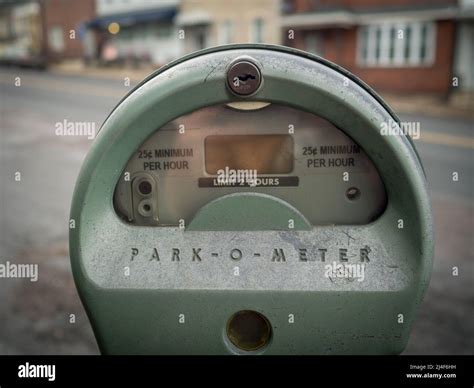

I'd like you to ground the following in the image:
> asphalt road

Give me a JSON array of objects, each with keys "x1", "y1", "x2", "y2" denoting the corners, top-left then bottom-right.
[{"x1": 0, "y1": 68, "x2": 472, "y2": 355}]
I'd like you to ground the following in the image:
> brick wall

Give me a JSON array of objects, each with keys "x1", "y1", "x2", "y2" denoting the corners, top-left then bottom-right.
[
  {"x1": 42, "y1": 0, "x2": 95, "y2": 60},
  {"x1": 288, "y1": 0, "x2": 458, "y2": 13},
  {"x1": 285, "y1": 19, "x2": 455, "y2": 94},
  {"x1": 352, "y1": 21, "x2": 455, "y2": 94}
]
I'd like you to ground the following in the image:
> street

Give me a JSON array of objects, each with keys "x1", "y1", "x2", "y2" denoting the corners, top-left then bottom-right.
[{"x1": 0, "y1": 68, "x2": 472, "y2": 354}]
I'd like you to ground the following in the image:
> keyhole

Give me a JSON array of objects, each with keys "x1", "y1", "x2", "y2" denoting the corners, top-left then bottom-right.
[
  {"x1": 238, "y1": 73, "x2": 256, "y2": 83},
  {"x1": 227, "y1": 59, "x2": 262, "y2": 95}
]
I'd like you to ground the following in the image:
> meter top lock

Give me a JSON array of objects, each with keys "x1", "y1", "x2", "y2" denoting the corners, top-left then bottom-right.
[{"x1": 70, "y1": 44, "x2": 433, "y2": 355}]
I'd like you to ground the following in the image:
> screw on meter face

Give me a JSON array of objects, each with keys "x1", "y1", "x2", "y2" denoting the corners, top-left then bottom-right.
[
  {"x1": 70, "y1": 44, "x2": 433, "y2": 355},
  {"x1": 227, "y1": 59, "x2": 262, "y2": 96}
]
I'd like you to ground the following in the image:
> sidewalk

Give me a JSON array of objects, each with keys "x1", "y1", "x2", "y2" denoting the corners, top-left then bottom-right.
[
  {"x1": 50, "y1": 61, "x2": 473, "y2": 120},
  {"x1": 383, "y1": 93, "x2": 473, "y2": 120},
  {"x1": 50, "y1": 60, "x2": 157, "y2": 84}
]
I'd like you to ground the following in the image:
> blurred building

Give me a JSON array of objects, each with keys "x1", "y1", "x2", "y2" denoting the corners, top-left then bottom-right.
[
  {"x1": 42, "y1": 0, "x2": 96, "y2": 62},
  {"x1": 177, "y1": 0, "x2": 281, "y2": 54},
  {"x1": 281, "y1": 0, "x2": 470, "y2": 95},
  {"x1": 87, "y1": 0, "x2": 179, "y2": 66},
  {"x1": 453, "y1": 0, "x2": 474, "y2": 98},
  {"x1": 1, "y1": 0, "x2": 471, "y2": 98},
  {"x1": 0, "y1": 0, "x2": 95, "y2": 67},
  {"x1": 0, "y1": 1, "x2": 43, "y2": 66}
]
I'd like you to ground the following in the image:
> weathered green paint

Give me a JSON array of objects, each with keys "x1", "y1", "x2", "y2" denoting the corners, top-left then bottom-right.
[{"x1": 70, "y1": 44, "x2": 433, "y2": 354}]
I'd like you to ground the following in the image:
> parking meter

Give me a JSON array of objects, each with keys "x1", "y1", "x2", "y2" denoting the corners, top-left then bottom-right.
[{"x1": 70, "y1": 44, "x2": 433, "y2": 354}]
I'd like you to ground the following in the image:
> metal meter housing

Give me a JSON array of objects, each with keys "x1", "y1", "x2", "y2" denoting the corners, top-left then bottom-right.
[{"x1": 70, "y1": 44, "x2": 433, "y2": 355}]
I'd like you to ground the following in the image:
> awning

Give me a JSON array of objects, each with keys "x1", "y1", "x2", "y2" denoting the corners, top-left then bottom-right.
[
  {"x1": 281, "y1": 6, "x2": 459, "y2": 29},
  {"x1": 176, "y1": 10, "x2": 211, "y2": 26},
  {"x1": 281, "y1": 11, "x2": 354, "y2": 29},
  {"x1": 87, "y1": 7, "x2": 177, "y2": 29}
]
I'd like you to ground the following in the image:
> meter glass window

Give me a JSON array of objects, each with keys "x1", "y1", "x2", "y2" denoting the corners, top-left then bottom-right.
[
  {"x1": 205, "y1": 135, "x2": 294, "y2": 174},
  {"x1": 114, "y1": 103, "x2": 387, "y2": 227}
]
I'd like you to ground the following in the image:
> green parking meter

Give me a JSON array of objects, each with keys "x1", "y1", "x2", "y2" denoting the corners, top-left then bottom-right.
[{"x1": 70, "y1": 44, "x2": 433, "y2": 355}]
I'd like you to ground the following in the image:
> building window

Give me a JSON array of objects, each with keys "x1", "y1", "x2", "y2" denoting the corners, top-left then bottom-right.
[
  {"x1": 191, "y1": 26, "x2": 207, "y2": 51},
  {"x1": 304, "y1": 32, "x2": 323, "y2": 56},
  {"x1": 0, "y1": 15, "x2": 9, "y2": 39},
  {"x1": 220, "y1": 20, "x2": 233, "y2": 44},
  {"x1": 251, "y1": 18, "x2": 264, "y2": 43},
  {"x1": 48, "y1": 25, "x2": 64, "y2": 53},
  {"x1": 358, "y1": 21, "x2": 436, "y2": 67},
  {"x1": 156, "y1": 25, "x2": 172, "y2": 39}
]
